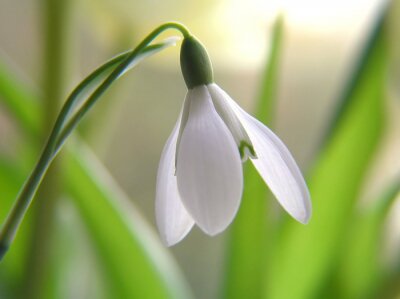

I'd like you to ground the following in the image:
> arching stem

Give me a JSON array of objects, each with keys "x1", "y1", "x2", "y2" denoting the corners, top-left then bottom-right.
[{"x1": 0, "y1": 22, "x2": 191, "y2": 261}]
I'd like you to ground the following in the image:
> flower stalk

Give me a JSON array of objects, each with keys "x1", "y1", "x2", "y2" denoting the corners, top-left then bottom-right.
[{"x1": 0, "y1": 22, "x2": 191, "y2": 261}]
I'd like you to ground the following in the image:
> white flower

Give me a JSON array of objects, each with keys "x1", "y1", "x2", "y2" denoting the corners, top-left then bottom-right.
[
  {"x1": 155, "y1": 34, "x2": 311, "y2": 246},
  {"x1": 155, "y1": 83, "x2": 311, "y2": 246}
]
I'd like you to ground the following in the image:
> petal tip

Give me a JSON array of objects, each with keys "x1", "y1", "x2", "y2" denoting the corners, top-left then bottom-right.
[
  {"x1": 199, "y1": 223, "x2": 227, "y2": 237},
  {"x1": 157, "y1": 227, "x2": 191, "y2": 247},
  {"x1": 164, "y1": 238, "x2": 180, "y2": 247},
  {"x1": 298, "y1": 214, "x2": 311, "y2": 225},
  {"x1": 293, "y1": 204, "x2": 312, "y2": 224}
]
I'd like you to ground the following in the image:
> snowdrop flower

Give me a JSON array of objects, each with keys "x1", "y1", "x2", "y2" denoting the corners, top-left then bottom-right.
[{"x1": 156, "y1": 35, "x2": 311, "y2": 246}]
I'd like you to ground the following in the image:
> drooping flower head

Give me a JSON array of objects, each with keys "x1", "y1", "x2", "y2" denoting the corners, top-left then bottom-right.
[{"x1": 156, "y1": 34, "x2": 311, "y2": 246}]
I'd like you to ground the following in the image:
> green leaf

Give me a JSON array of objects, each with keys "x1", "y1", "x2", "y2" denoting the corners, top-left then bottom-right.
[
  {"x1": 0, "y1": 158, "x2": 33, "y2": 298},
  {"x1": 222, "y1": 16, "x2": 283, "y2": 299},
  {"x1": 0, "y1": 61, "x2": 41, "y2": 134},
  {"x1": 266, "y1": 9, "x2": 388, "y2": 299},
  {"x1": 0, "y1": 144, "x2": 193, "y2": 299},
  {"x1": 65, "y1": 143, "x2": 193, "y2": 299},
  {"x1": 321, "y1": 5, "x2": 388, "y2": 146},
  {"x1": 255, "y1": 15, "x2": 284, "y2": 125},
  {"x1": 0, "y1": 42, "x2": 192, "y2": 298},
  {"x1": 338, "y1": 179, "x2": 400, "y2": 299},
  {"x1": 45, "y1": 39, "x2": 178, "y2": 155}
]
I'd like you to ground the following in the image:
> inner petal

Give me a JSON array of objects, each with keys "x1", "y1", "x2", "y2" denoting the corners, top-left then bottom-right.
[{"x1": 207, "y1": 84, "x2": 256, "y2": 161}]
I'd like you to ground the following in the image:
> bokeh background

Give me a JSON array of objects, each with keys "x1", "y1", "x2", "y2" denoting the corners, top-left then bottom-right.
[{"x1": 0, "y1": 0, "x2": 399, "y2": 298}]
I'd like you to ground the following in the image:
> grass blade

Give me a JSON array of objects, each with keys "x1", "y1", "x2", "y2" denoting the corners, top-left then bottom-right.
[
  {"x1": 338, "y1": 179, "x2": 400, "y2": 299},
  {"x1": 266, "y1": 8, "x2": 388, "y2": 299},
  {"x1": 0, "y1": 48, "x2": 192, "y2": 298},
  {"x1": 0, "y1": 158, "x2": 33, "y2": 298},
  {"x1": 222, "y1": 16, "x2": 283, "y2": 299},
  {"x1": 0, "y1": 62, "x2": 41, "y2": 133},
  {"x1": 66, "y1": 143, "x2": 193, "y2": 299}
]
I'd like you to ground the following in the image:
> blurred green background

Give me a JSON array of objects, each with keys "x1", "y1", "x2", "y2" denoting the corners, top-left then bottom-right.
[{"x1": 0, "y1": 0, "x2": 399, "y2": 298}]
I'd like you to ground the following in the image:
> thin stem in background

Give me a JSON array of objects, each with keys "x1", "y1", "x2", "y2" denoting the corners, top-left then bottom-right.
[{"x1": 22, "y1": 0, "x2": 70, "y2": 297}]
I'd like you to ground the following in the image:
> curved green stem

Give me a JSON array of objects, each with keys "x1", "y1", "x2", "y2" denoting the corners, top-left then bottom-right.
[
  {"x1": 0, "y1": 22, "x2": 190, "y2": 261},
  {"x1": 0, "y1": 145, "x2": 53, "y2": 258},
  {"x1": 51, "y1": 22, "x2": 190, "y2": 156},
  {"x1": 53, "y1": 43, "x2": 169, "y2": 153}
]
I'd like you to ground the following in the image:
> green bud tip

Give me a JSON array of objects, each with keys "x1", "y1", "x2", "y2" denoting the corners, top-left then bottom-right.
[{"x1": 180, "y1": 35, "x2": 214, "y2": 89}]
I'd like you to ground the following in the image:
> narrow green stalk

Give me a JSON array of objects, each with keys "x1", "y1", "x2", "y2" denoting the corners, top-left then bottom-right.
[
  {"x1": 0, "y1": 50, "x2": 142, "y2": 256},
  {"x1": 54, "y1": 23, "x2": 190, "y2": 150},
  {"x1": 21, "y1": 0, "x2": 68, "y2": 296},
  {"x1": 53, "y1": 43, "x2": 168, "y2": 152},
  {"x1": 0, "y1": 22, "x2": 190, "y2": 261},
  {"x1": 0, "y1": 145, "x2": 53, "y2": 257},
  {"x1": 222, "y1": 16, "x2": 283, "y2": 299}
]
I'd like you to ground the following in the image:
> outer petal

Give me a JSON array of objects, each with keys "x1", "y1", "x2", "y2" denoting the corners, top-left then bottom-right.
[
  {"x1": 176, "y1": 86, "x2": 243, "y2": 235},
  {"x1": 156, "y1": 110, "x2": 194, "y2": 246},
  {"x1": 208, "y1": 83, "x2": 311, "y2": 224}
]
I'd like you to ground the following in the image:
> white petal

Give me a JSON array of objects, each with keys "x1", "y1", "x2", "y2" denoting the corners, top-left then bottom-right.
[
  {"x1": 176, "y1": 86, "x2": 243, "y2": 235},
  {"x1": 175, "y1": 91, "x2": 192, "y2": 169},
  {"x1": 208, "y1": 83, "x2": 311, "y2": 224},
  {"x1": 156, "y1": 112, "x2": 194, "y2": 246},
  {"x1": 207, "y1": 85, "x2": 255, "y2": 161}
]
